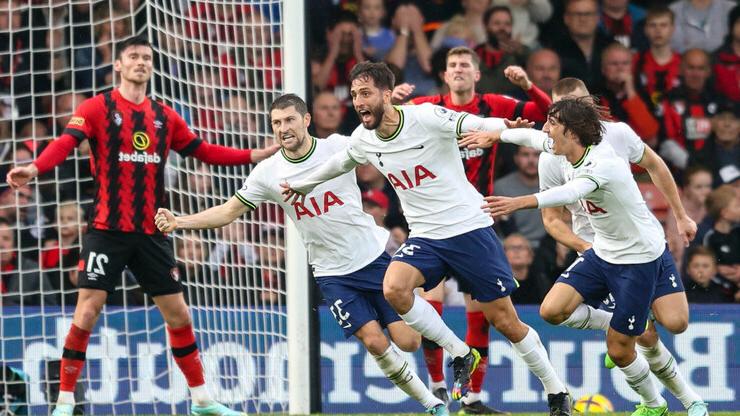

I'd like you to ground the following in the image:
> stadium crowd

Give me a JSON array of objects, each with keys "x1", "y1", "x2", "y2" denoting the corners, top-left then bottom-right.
[{"x1": 0, "y1": 0, "x2": 737, "y2": 309}]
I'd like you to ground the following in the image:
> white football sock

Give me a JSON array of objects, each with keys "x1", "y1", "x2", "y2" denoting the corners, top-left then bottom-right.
[
  {"x1": 637, "y1": 340, "x2": 702, "y2": 409},
  {"x1": 511, "y1": 327, "x2": 567, "y2": 395},
  {"x1": 375, "y1": 346, "x2": 442, "y2": 409},
  {"x1": 57, "y1": 391, "x2": 75, "y2": 405},
  {"x1": 190, "y1": 384, "x2": 212, "y2": 406},
  {"x1": 561, "y1": 304, "x2": 612, "y2": 331},
  {"x1": 619, "y1": 354, "x2": 666, "y2": 407},
  {"x1": 400, "y1": 295, "x2": 470, "y2": 358}
]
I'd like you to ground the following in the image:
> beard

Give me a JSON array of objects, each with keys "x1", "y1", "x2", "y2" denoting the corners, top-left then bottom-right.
[{"x1": 358, "y1": 102, "x2": 385, "y2": 130}]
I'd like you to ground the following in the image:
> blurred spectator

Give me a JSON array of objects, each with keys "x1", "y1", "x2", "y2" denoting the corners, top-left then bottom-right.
[
  {"x1": 430, "y1": 0, "x2": 489, "y2": 51},
  {"x1": 0, "y1": 184, "x2": 46, "y2": 251},
  {"x1": 176, "y1": 231, "x2": 217, "y2": 306},
  {"x1": 504, "y1": 233, "x2": 552, "y2": 304},
  {"x1": 356, "y1": 163, "x2": 402, "y2": 223},
  {"x1": 598, "y1": 43, "x2": 660, "y2": 146},
  {"x1": 712, "y1": 6, "x2": 740, "y2": 102},
  {"x1": 474, "y1": 6, "x2": 529, "y2": 96},
  {"x1": 361, "y1": 189, "x2": 399, "y2": 255},
  {"x1": 385, "y1": 3, "x2": 434, "y2": 96},
  {"x1": 357, "y1": 0, "x2": 395, "y2": 61},
  {"x1": 665, "y1": 166, "x2": 712, "y2": 268},
  {"x1": 689, "y1": 102, "x2": 739, "y2": 187},
  {"x1": 491, "y1": 0, "x2": 553, "y2": 49},
  {"x1": 209, "y1": 221, "x2": 258, "y2": 285},
  {"x1": 493, "y1": 146, "x2": 545, "y2": 248},
  {"x1": 433, "y1": 15, "x2": 477, "y2": 50},
  {"x1": 670, "y1": 0, "x2": 736, "y2": 54},
  {"x1": 313, "y1": 13, "x2": 365, "y2": 102},
  {"x1": 310, "y1": 91, "x2": 348, "y2": 138},
  {"x1": 0, "y1": 1, "x2": 33, "y2": 117},
  {"x1": 657, "y1": 48, "x2": 720, "y2": 172},
  {"x1": 702, "y1": 185, "x2": 740, "y2": 287},
  {"x1": 41, "y1": 202, "x2": 83, "y2": 306},
  {"x1": 684, "y1": 246, "x2": 734, "y2": 303},
  {"x1": 524, "y1": 48, "x2": 561, "y2": 96},
  {"x1": 599, "y1": 0, "x2": 646, "y2": 50},
  {"x1": 257, "y1": 227, "x2": 286, "y2": 306},
  {"x1": 0, "y1": 218, "x2": 56, "y2": 306},
  {"x1": 633, "y1": 6, "x2": 682, "y2": 108},
  {"x1": 545, "y1": 0, "x2": 615, "y2": 90}
]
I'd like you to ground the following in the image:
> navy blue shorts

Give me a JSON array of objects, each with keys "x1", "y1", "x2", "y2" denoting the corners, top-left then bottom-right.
[
  {"x1": 577, "y1": 247, "x2": 685, "y2": 314},
  {"x1": 317, "y1": 252, "x2": 401, "y2": 338},
  {"x1": 556, "y1": 248, "x2": 671, "y2": 336},
  {"x1": 391, "y1": 227, "x2": 517, "y2": 303}
]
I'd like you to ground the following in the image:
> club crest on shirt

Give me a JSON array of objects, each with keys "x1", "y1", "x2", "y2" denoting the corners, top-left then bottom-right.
[
  {"x1": 434, "y1": 107, "x2": 448, "y2": 118},
  {"x1": 132, "y1": 131, "x2": 151, "y2": 151},
  {"x1": 113, "y1": 112, "x2": 123, "y2": 126}
]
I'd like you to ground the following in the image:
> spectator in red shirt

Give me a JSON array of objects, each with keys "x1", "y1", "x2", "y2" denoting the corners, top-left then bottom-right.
[
  {"x1": 634, "y1": 6, "x2": 682, "y2": 107},
  {"x1": 713, "y1": 6, "x2": 740, "y2": 102},
  {"x1": 474, "y1": 6, "x2": 530, "y2": 96},
  {"x1": 657, "y1": 48, "x2": 721, "y2": 171},
  {"x1": 598, "y1": 43, "x2": 660, "y2": 146},
  {"x1": 313, "y1": 13, "x2": 365, "y2": 102}
]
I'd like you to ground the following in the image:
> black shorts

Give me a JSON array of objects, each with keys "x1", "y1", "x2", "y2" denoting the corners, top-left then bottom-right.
[{"x1": 78, "y1": 229, "x2": 182, "y2": 297}]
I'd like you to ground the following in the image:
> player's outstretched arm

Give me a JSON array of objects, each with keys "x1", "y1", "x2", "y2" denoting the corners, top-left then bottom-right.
[
  {"x1": 281, "y1": 150, "x2": 360, "y2": 203},
  {"x1": 485, "y1": 177, "x2": 598, "y2": 217},
  {"x1": 7, "y1": 134, "x2": 80, "y2": 188},
  {"x1": 191, "y1": 141, "x2": 280, "y2": 165},
  {"x1": 541, "y1": 206, "x2": 592, "y2": 254},
  {"x1": 458, "y1": 118, "x2": 535, "y2": 149},
  {"x1": 637, "y1": 146, "x2": 696, "y2": 246},
  {"x1": 391, "y1": 83, "x2": 416, "y2": 104},
  {"x1": 155, "y1": 197, "x2": 250, "y2": 232}
]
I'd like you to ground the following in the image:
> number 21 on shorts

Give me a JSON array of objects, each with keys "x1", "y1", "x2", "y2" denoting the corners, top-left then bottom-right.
[{"x1": 84, "y1": 251, "x2": 110, "y2": 276}]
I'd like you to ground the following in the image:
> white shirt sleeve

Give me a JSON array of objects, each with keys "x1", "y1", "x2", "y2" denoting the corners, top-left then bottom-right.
[
  {"x1": 501, "y1": 128, "x2": 554, "y2": 153},
  {"x1": 290, "y1": 150, "x2": 359, "y2": 195},
  {"x1": 538, "y1": 152, "x2": 564, "y2": 191},
  {"x1": 608, "y1": 122, "x2": 646, "y2": 164},
  {"x1": 345, "y1": 131, "x2": 368, "y2": 164},
  {"x1": 235, "y1": 167, "x2": 269, "y2": 209},
  {"x1": 535, "y1": 177, "x2": 598, "y2": 208},
  {"x1": 417, "y1": 103, "x2": 506, "y2": 138}
]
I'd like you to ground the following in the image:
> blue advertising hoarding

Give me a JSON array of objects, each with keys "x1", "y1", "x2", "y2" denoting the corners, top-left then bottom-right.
[{"x1": 1, "y1": 305, "x2": 737, "y2": 413}]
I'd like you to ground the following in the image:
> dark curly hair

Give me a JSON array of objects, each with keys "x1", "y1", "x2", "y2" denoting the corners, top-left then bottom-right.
[
  {"x1": 349, "y1": 61, "x2": 395, "y2": 91},
  {"x1": 547, "y1": 97, "x2": 607, "y2": 147}
]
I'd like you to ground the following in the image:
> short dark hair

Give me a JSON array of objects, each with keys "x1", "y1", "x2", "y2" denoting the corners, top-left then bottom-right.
[
  {"x1": 683, "y1": 165, "x2": 712, "y2": 186},
  {"x1": 447, "y1": 46, "x2": 480, "y2": 69},
  {"x1": 645, "y1": 5, "x2": 674, "y2": 24},
  {"x1": 686, "y1": 246, "x2": 716, "y2": 265},
  {"x1": 270, "y1": 93, "x2": 308, "y2": 116},
  {"x1": 547, "y1": 97, "x2": 606, "y2": 147},
  {"x1": 552, "y1": 77, "x2": 589, "y2": 97},
  {"x1": 484, "y1": 6, "x2": 512, "y2": 26},
  {"x1": 349, "y1": 61, "x2": 395, "y2": 91},
  {"x1": 115, "y1": 35, "x2": 152, "y2": 59}
]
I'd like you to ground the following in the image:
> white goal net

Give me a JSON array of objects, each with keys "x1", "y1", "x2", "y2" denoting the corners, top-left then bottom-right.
[{"x1": 0, "y1": 0, "x2": 305, "y2": 414}]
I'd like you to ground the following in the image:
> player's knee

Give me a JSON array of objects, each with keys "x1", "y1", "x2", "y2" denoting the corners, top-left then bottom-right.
[
  {"x1": 395, "y1": 333, "x2": 421, "y2": 352},
  {"x1": 383, "y1": 279, "x2": 410, "y2": 307},
  {"x1": 77, "y1": 301, "x2": 104, "y2": 327},
  {"x1": 637, "y1": 326, "x2": 658, "y2": 348},
  {"x1": 663, "y1": 316, "x2": 688, "y2": 334},
  {"x1": 539, "y1": 302, "x2": 567, "y2": 325},
  {"x1": 358, "y1": 331, "x2": 390, "y2": 356}
]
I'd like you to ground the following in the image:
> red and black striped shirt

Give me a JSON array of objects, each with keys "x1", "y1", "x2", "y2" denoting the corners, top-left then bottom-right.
[
  {"x1": 62, "y1": 89, "x2": 201, "y2": 234},
  {"x1": 410, "y1": 88, "x2": 551, "y2": 195}
]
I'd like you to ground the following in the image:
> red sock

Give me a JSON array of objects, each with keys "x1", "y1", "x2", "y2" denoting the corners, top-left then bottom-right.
[
  {"x1": 465, "y1": 311, "x2": 490, "y2": 393},
  {"x1": 167, "y1": 324, "x2": 205, "y2": 387},
  {"x1": 423, "y1": 300, "x2": 445, "y2": 383},
  {"x1": 60, "y1": 324, "x2": 91, "y2": 392}
]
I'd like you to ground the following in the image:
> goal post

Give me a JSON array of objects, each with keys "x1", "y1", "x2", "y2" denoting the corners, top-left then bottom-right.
[{"x1": 0, "y1": 0, "x2": 314, "y2": 414}]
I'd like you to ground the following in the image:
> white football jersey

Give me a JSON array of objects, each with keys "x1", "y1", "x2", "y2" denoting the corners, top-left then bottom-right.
[
  {"x1": 236, "y1": 134, "x2": 389, "y2": 276},
  {"x1": 346, "y1": 103, "x2": 502, "y2": 239},
  {"x1": 538, "y1": 121, "x2": 647, "y2": 244},
  {"x1": 554, "y1": 141, "x2": 664, "y2": 263}
]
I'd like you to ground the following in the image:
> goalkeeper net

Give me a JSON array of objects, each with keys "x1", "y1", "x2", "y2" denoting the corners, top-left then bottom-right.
[{"x1": 0, "y1": 1, "x2": 303, "y2": 414}]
